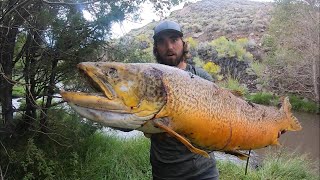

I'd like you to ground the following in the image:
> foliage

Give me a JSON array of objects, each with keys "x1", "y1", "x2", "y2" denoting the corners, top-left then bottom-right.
[
  {"x1": 0, "y1": 0, "x2": 185, "y2": 140},
  {"x1": 209, "y1": 36, "x2": 254, "y2": 61},
  {"x1": 203, "y1": 62, "x2": 223, "y2": 81},
  {"x1": 217, "y1": 77, "x2": 248, "y2": 95},
  {"x1": 289, "y1": 95, "x2": 319, "y2": 113},
  {"x1": 104, "y1": 35, "x2": 155, "y2": 63},
  {"x1": 250, "y1": 61, "x2": 266, "y2": 79},
  {"x1": 12, "y1": 85, "x2": 25, "y2": 98},
  {"x1": 73, "y1": 134, "x2": 151, "y2": 179},
  {"x1": 0, "y1": 107, "x2": 151, "y2": 179},
  {"x1": 246, "y1": 92, "x2": 279, "y2": 106},
  {"x1": 218, "y1": 151, "x2": 319, "y2": 180},
  {"x1": 246, "y1": 93, "x2": 319, "y2": 113},
  {"x1": 265, "y1": 0, "x2": 320, "y2": 102},
  {"x1": 193, "y1": 56, "x2": 205, "y2": 68},
  {"x1": 185, "y1": 37, "x2": 198, "y2": 50},
  {"x1": 10, "y1": 139, "x2": 56, "y2": 180}
]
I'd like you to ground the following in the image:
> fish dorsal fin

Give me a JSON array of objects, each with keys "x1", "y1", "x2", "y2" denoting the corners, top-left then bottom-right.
[
  {"x1": 281, "y1": 97, "x2": 302, "y2": 131},
  {"x1": 225, "y1": 150, "x2": 250, "y2": 160},
  {"x1": 153, "y1": 120, "x2": 210, "y2": 158}
]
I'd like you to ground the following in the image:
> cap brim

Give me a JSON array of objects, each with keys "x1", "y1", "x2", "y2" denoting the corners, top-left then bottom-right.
[{"x1": 153, "y1": 29, "x2": 183, "y2": 40}]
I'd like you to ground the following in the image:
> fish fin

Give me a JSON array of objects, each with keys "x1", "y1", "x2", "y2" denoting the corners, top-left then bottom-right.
[
  {"x1": 282, "y1": 97, "x2": 302, "y2": 131},
  {"x1": 272, "y1": 138, "x2": 281, "y2": 146},
  {"x1": 153, "y1": 121, "x2": 210, "y2": 158},
  {"x1": 225, "y1": 150, "x2": 249, "y2": 160}
]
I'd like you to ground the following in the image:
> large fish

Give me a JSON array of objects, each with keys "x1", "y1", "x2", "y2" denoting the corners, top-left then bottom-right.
[{"x1": 60, "y1": 62, "x2": 302, "y2": 159}]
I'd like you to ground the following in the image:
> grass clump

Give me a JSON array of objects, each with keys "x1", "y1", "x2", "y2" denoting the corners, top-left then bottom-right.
[
  {"x1": 245, "y1": 93, "x2": 319, "y2": 113},
  {"x1": 289, "y1": 95, "x2": 319, "y2": 113},
  {"x1": 75, "y1": 133, "x2": 151, "y2": 180},
  {"x1": 218, "y1": 77, "x2": 248, "y2": 95},
  {"x1": 218, "y1": 151, "x2": 319, "y2": 180},
  {"x1": 246, "y1": 92, "x2": 279, "y2": 106}
]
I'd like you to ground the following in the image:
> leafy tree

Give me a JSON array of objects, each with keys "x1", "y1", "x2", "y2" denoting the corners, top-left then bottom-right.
[
  {"x1": 0, "y1": 0, "x2": 184, "y2": 178},
  {"x1": 0, "y1": 0, "x2": 183, "y2": 134},
  {"x1": 265, "y1": 0, "x2": 319, "y2": 101}
]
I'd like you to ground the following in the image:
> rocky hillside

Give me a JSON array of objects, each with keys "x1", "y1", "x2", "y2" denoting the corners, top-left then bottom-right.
[{"x1": 128, "y1": 0, "x2": 273, "y2": 45}]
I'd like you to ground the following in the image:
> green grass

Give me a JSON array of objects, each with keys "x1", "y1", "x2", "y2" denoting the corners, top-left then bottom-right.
[
  {"x1": 218, "y1": 77, "x2": 249, "y2": 95},
  {"x1": 246, "y1": 92, "x2": 279, "y2": 106},
  {"x1": 289, "y1": 95, "x2": 319, "y2": 113},
  {"x1": 245, "y1": 92, "x2": 319, "y2": 113},
  {"x1": 71, "y1": 133, "x2": 152, "y2": 180},
  {"x1": 218, "y1": 151, "x2": 319, "y2": 180},
  {"x1": 60, "y1": 134, "x2": 319, "y2": 180}
]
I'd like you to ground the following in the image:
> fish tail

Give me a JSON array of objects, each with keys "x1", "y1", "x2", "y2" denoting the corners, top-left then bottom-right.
[{"x1": 281, "y1": 97, "x2": 302, "y2": 131}]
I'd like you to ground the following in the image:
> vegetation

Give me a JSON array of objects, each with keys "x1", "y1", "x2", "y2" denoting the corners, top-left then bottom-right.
[
  {"x1": 264, "y1": 0, "x2": 320, "y2": 102},
  {"x1": 0, "y1": 0, "x2": 183, "y2": 179},
  {"x1": 218, "y1": 151, "x2": 319, "y2": 180},
  {"x1": 217, "y1": 77, "x2": 249, "y2": 96},
  {"x1": 209, "y1": 36, "x2": 254, "y2": 61},
  {"x1": 246, "y1": 92, "x2": 319, "y2": 113}
]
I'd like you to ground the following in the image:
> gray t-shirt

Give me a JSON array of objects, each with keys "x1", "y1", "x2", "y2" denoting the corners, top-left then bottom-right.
[{"x1": 150, "y1": 64, "x2": 219, "y2": 180}]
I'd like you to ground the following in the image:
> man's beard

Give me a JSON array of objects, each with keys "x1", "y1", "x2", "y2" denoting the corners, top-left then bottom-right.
[{"x1": 156, "y1": 53, "x2": 184, "y2": 66}]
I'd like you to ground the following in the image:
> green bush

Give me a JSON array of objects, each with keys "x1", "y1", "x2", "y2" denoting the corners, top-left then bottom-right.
[
  {"x1": 209, "y1": 36, "x2": 254, "y2": 61},
  {"x1": 246, "y1": 92, "x2": 278, "y2": 106},
  {"x1": 289, "y1": 95, "x2": 319, "y2": 113},
  {"x1": 218, "y1": 77, "x2": 249, "y2": 95}
]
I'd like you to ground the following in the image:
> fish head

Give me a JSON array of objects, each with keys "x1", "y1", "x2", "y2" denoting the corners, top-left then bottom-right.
[{"x1": 60, "y1": 62, "x2": 167, "y2": 131}]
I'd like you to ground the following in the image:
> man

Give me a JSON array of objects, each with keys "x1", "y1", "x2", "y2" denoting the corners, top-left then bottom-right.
[{"x1": 149, "y1": 20, "x2": 219, "y2": 180}]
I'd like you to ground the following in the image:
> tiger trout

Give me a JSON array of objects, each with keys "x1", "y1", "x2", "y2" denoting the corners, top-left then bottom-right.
[{"x1": 60, "y1": 62, "x2": 302, "y2": 159}]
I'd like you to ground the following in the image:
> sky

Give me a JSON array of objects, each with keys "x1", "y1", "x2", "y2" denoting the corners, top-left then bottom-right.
[{"x1": 84, "y1": 0, "x2": 274, "y2": 38}]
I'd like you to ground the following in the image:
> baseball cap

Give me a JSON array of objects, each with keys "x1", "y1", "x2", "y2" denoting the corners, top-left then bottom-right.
[{"x1": 153, "y1": 20, "x2": 183, "y2": 40}]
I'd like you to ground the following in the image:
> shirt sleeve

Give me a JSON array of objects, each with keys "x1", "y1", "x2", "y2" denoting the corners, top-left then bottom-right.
[{"x1": 195, "y1": 67, "x2": 215, "y2": 82}]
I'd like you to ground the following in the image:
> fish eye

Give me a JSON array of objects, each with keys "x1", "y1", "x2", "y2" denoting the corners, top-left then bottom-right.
[{"x1": 106, "y1": 67, "x2": 117, "y2": 77}]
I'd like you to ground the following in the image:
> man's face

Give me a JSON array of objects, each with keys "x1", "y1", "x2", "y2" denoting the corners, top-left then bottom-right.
[{"x1": 155, "y1": 32, "x2": 184, "y2": 66}]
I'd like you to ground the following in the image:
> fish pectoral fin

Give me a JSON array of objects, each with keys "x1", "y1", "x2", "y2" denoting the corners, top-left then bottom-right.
[
  {"x1": 153, "y1": 121, "x2": 210, "y2": 158},
  {"x1": 225, "y1": 150, "x2": 249, "y2": 160}
]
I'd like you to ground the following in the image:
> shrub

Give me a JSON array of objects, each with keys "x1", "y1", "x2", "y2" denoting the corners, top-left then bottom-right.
[
  {"x1": 185, "y1": 37, "x2": 198, "y2": 50},
  {"x1": 289, "y1": 95, "x2": 319, "y2": 113},
  {"x1": 246, "y1": 92, "x2": 278, "y2": 106},
  {"x1": 218, "y1": 77, "x2": 248, "y2": 95},
  {"x1": 209, "y1": 36, "x2": 254, "y2": 61},
  {"x1": 203, "y1": 62, "x2": 223, "y2": 81}
]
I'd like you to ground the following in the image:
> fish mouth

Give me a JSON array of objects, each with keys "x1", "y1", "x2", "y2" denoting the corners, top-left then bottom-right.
[
  {"x1": 77, "y1": 63, "x2": 115, "y2": 100},
  {"x1": 60, "y1": 63, "x2": 131, "y2": 113}
]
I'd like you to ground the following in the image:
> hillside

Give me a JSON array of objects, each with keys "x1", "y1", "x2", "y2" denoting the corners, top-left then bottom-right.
[{"x1": 128, "y1": 0, "x2": 273, "y2": 44}]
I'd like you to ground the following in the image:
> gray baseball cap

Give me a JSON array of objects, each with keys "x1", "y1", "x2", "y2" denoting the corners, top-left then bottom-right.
[{"x1": 153, "y1": 20, "x2": 183, "y2": 40}]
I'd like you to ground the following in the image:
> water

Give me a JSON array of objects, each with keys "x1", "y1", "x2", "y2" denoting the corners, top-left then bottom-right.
[{"x1": 255, "y1": 112, "x2": 320, "y2": 162}]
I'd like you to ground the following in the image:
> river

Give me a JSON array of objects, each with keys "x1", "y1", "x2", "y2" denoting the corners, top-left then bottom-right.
[{"x1": 255, "y1": 112, "x2": 319, "y2": 162}]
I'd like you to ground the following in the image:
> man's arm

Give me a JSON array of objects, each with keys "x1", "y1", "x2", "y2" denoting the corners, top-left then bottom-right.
[{"x1": 195, "y1": 67, "x2": 214, "y2": 82}]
